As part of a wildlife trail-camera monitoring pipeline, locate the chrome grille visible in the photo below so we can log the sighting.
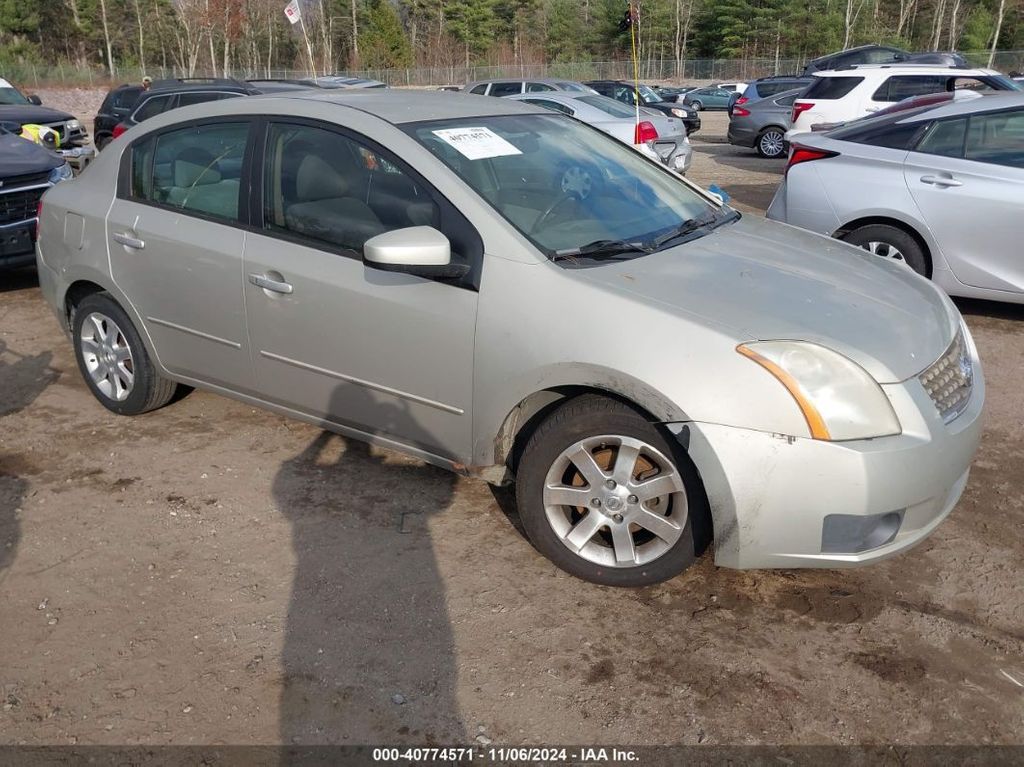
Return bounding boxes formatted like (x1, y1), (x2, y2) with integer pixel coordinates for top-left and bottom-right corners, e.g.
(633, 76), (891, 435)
(919, 330), (973, 423)
(0, 185), (46, 226)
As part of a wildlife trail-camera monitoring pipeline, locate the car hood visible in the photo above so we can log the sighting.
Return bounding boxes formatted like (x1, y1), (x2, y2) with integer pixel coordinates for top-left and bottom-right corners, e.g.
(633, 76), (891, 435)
(574, 216), (956, 383)
(0, 104), (74, 124)
(0, 132), (63, 175)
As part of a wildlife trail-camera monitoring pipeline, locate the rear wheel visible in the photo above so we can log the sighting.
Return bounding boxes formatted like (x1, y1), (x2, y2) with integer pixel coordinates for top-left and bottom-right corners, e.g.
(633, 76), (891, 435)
(72, 293), (178, 415)
(515, 395), (709, 587)
(756, 128), (787, 158)
(690, 100), (704, 111)
(842, 224), (928, 277)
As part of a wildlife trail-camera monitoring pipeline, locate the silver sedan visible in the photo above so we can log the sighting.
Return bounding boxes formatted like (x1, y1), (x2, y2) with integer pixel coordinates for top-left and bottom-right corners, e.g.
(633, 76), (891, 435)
(507, 91), (692, 173)
(769, 92), (1024, 303)
(36, 90), (982, 586)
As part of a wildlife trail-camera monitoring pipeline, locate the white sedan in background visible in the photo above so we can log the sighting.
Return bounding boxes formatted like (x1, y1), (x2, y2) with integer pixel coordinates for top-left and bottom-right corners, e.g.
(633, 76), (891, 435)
(508, 91), (692, 174)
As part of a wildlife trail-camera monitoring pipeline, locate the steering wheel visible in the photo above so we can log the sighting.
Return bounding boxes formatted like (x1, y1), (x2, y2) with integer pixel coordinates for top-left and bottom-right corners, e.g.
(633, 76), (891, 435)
(531, 193), (578, 234)
(531, 164), (598, 234)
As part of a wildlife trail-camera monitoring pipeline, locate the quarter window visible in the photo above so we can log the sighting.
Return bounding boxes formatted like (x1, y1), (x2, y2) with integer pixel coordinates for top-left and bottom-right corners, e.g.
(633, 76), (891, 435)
(469, 84), (488, 95)
(130, 121), (248, 222)
(262, 123), (439, 253)
(915, 118), (967, 158)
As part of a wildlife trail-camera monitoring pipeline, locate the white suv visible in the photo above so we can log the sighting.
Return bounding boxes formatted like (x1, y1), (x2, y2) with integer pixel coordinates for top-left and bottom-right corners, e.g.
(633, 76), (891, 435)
(788, 65), (1021, 136)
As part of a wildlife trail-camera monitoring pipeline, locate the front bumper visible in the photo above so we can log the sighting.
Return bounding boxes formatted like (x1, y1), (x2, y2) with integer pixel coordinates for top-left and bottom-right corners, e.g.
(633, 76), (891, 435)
(673, 336), (985, 569)
(59, 145), (96, 172)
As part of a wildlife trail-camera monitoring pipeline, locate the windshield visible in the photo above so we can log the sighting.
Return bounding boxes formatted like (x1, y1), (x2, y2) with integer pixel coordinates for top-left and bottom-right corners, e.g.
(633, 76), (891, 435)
(636, 84), (663, 104)
(0, 86), (30, 105)
(407, 114), (718, 257)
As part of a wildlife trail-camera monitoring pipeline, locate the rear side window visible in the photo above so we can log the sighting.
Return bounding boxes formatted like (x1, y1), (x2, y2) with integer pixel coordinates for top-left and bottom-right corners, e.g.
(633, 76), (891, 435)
(130, 122), (249, 222)
(526, 82), (555, 93)
(872, 75), (947, 102)
(803, 77), (864, 100)
(915, 118), (967, 158)
(177, 91), (239, 108)
(965, 109), (1024, 168)
(489, 82), (522, 97)
(133, 94), (173, 122)
(577, 95), (635, 118)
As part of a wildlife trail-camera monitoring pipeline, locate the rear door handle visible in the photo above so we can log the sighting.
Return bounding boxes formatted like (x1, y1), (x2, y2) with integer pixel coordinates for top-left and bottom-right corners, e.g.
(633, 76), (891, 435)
(248, 273), (293, 295)
(112, 231), (145, 249)
(920, 175), (963, 187)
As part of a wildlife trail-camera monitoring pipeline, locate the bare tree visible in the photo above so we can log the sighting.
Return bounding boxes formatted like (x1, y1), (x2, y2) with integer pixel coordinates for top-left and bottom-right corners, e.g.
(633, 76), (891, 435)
(133, 0), (147, 73)
(98, 0), (116, 76)
(988, 0), (1007, 68)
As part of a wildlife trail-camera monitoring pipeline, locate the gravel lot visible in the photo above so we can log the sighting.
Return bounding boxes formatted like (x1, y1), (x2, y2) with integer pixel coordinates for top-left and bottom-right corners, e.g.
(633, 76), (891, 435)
(1, 100), (1023, 747)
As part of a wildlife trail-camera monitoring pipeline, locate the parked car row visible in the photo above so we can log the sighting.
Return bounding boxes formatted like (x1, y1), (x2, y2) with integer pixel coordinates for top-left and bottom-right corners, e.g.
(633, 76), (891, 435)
(35, 88), (985, 588)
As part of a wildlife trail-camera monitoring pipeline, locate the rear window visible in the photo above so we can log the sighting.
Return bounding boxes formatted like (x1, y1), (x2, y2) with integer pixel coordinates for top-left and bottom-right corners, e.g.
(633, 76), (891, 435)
(803, 76), (864, 100)
(112, 87), (142, 110)
(758, 81), (807, 98)
(576, 95), (636, 118)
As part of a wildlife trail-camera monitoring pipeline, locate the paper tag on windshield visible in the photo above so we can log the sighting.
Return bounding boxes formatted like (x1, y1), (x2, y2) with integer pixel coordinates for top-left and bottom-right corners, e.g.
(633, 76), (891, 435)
(432, 127), (522, 160)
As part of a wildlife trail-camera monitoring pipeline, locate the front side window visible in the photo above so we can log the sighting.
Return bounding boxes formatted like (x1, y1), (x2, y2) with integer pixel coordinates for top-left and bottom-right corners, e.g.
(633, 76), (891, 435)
(613, 86), (637, 105)
(130, 121), (248, 221)
(409, 115), (718, 256)
(964, 109), (1024, 168)
(0, 86), (29, 105)
(263, 122), (439, 252)
(134, 95), (173, 122)
(489, 82), (523, 97)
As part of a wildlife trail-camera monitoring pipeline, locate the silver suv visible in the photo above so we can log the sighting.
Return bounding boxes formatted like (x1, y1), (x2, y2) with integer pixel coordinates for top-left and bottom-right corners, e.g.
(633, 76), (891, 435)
(36, 91), (983, 586)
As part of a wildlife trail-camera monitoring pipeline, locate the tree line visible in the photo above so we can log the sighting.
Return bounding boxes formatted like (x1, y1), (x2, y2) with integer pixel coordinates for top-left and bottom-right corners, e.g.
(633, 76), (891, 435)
(0, 0), (1019, 80)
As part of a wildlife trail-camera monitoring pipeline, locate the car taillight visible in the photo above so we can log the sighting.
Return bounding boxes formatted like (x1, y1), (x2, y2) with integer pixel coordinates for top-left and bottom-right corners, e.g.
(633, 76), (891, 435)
(791, 101), (815, 123)
(112, 123), (127, 139)
(732, 106), (751, 117)
(36, 200), (43, 240)
(786, 145), (838, 175)
(635, 121), (658, 144)
(735, 96), (748, 106)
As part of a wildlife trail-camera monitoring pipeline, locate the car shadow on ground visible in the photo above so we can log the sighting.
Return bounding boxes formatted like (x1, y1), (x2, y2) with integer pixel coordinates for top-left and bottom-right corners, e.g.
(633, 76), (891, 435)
(272, 384), (463, 746)
(956, 297), (1024, 323)
(0, 267), (40, 294)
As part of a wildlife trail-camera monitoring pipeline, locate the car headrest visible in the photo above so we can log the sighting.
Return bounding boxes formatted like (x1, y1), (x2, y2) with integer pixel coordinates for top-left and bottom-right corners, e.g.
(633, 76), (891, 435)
(174, 147), (221, 187)
(295, 155), (350, 201)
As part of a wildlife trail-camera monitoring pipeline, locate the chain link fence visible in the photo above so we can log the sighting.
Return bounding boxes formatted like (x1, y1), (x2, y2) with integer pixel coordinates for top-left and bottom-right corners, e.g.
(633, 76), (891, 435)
(5, 51), (1023, 90)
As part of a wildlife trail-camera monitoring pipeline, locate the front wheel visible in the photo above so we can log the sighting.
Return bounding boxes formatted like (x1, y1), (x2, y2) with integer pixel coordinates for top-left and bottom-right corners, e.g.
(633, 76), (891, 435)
(756, 128), (787, 158)
(515, 395), (709, 587)
(72, 293), (179, 415)
(842, 224), (929, 277)
(690, 100), (704, 111)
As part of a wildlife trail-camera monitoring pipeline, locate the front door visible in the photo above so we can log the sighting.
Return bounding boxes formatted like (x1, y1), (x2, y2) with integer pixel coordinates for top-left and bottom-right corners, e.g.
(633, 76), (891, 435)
(242, 120), (480, 463)
(107, 120), (255, 390)
(904, 107), (1024, 295)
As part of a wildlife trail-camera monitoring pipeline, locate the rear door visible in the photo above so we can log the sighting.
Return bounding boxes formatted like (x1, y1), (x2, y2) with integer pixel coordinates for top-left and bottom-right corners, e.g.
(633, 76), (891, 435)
(904, 108), (1024, 294)
(108, 119), (256, 389)
(242, 119), (481, 462)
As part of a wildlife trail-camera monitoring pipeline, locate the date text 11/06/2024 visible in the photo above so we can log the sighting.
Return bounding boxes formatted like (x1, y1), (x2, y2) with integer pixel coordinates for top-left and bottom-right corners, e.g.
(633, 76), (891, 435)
(372, 747), (641, 763)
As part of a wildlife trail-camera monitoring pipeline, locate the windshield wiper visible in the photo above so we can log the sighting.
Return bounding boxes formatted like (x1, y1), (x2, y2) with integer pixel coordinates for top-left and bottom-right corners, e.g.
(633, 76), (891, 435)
(651, 208), (740, 250)
(552, 239), (651, 261)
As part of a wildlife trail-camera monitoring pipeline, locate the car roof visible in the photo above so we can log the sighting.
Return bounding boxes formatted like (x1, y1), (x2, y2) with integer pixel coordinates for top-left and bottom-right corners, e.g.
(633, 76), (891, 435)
(813, 65), (997, 76)
(201, 89), (548, 125)
(895, 91), (1024, 121)
(150, 77), (254, 92)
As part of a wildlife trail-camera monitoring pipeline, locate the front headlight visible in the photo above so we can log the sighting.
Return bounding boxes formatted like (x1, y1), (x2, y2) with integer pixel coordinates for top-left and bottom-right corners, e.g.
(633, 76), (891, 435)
(671, 108), (688, 118)
(48, 163), (73, 183)
(737, 341), (901, 441)
(66, 119), (81, 131)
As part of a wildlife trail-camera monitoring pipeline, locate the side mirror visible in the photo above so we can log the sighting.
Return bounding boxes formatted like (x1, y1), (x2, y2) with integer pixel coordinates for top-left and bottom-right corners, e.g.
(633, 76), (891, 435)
(363, 226), (469, 279)
(28, 94), (42, 105)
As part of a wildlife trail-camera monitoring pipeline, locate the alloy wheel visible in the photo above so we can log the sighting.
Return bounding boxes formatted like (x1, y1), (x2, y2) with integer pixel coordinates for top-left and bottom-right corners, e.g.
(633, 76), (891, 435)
(862, 240), (907, 265)
(542, 435), (688, 568)
(79, 311), (135, 402)
(759, 130), (785, 158)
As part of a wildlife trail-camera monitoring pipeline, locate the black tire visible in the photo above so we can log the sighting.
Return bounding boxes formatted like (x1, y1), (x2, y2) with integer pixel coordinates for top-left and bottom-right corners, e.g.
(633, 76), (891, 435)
(842, 224), (929, 277)
(756, 127), (787, 158)
(690, 100), (704, 111)
(95, 135), (111, 151)
(71, 292), (178, 415)
(515, 394), (710, 587)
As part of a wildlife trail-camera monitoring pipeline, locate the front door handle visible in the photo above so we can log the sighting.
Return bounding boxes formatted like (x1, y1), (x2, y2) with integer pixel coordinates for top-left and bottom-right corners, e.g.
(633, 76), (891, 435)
(112, 231), (145, 249)
(248, 273), (293, 295)
(920, 175), (963, 188)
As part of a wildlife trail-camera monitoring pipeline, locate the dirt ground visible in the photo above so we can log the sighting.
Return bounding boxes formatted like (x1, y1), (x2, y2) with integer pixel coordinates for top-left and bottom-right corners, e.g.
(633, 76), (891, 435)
(1, 100), (1024, 748)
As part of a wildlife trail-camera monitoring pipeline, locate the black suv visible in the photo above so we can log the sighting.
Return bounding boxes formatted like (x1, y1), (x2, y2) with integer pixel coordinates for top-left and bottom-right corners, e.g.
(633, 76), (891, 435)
(108, 78), (261, 142)
(93, 84), (143, 149)
(584, 80), (701, 135)
(0, 121), (72, 269)
(802, 45), (968, 75)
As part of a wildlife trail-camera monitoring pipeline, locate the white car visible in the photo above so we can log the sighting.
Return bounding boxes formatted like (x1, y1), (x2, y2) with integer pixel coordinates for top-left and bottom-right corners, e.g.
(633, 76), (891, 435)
(714, 82), (748, 93)
(787, 65), (1022, 138)
(508, 91), (692, 173)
